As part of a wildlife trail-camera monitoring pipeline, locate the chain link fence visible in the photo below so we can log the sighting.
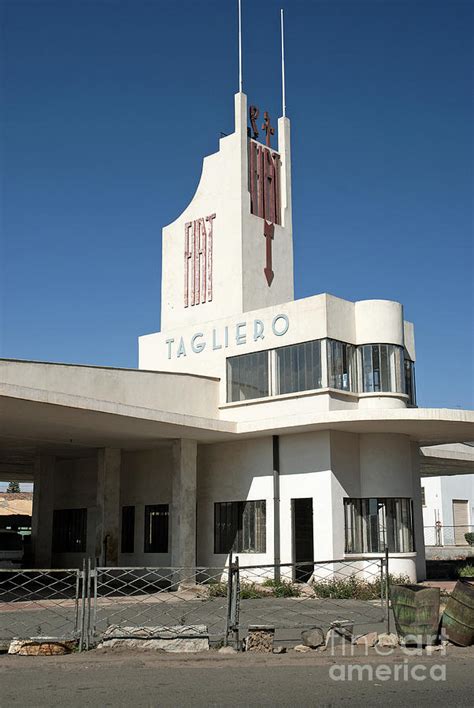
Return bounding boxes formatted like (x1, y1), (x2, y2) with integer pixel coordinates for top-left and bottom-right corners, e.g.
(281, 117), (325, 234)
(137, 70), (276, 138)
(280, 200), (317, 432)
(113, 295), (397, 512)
(0, 555), (391, 651)
(0, 568), (83, 645)
(228, 556), (389, 647)
(424, 525), (474, 546)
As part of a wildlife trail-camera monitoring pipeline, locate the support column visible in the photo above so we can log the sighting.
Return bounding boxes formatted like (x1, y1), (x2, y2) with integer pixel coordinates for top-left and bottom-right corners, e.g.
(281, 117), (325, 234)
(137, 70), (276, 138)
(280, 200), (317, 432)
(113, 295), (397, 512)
(95, 448), (121, 566)
(32, 455), (55, 568)
(171, 439), (197, 570)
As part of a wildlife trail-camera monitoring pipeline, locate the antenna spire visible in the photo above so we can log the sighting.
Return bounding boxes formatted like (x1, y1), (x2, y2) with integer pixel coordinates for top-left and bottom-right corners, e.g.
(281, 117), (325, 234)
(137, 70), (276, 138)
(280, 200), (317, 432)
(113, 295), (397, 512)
(238, 0), (243, 92)
(280, 8), (286, 117)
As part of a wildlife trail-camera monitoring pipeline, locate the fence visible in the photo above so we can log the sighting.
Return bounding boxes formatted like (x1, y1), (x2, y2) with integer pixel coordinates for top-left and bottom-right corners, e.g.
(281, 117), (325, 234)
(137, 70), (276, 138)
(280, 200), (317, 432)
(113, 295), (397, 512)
(0, 555), (390, 651)
(0, 567), (83, 645)
(424, 525), (474, 547)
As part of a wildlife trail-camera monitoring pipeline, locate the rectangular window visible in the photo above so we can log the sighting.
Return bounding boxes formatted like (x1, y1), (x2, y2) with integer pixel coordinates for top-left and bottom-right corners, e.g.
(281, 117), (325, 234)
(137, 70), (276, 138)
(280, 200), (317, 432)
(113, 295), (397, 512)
(421, 487), (426, 507)
(214, 500), (266, 554)
(144, 504), (169, 553)
(52, 508), (87, 553)
(276, 340), (322, 395)
(121, 506), (135, 554)
(404, 358), (416, 406)
(344, 498), (414, 553)
(327, 339), (356, 391)
(227, 351), (269, 402)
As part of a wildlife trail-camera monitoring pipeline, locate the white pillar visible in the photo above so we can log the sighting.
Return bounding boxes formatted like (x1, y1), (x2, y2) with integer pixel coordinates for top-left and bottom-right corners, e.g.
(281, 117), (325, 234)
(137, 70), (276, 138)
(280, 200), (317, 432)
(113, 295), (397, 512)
(32, 455), (55, 568)
(95, 448), (121, 566)
(171, 439), (197, 569)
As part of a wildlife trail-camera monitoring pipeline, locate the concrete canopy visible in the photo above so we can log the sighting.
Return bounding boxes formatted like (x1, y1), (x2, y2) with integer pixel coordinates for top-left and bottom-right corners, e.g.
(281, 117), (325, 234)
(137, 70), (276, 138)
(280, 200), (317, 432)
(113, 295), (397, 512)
(1, 359), (473, 482)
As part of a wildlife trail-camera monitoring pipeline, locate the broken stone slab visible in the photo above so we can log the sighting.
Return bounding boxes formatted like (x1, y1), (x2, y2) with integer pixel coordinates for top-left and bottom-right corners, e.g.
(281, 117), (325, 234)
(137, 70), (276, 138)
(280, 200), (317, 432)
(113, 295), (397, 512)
(102, 624), (208, 640)
(301, 627), (325, 648)
(98, 625), (209, 653)
(96, 637), (209, 653)
(8, 639), (77, 656)
(353, 632), (378, 648)
(376, 632), (399, 648)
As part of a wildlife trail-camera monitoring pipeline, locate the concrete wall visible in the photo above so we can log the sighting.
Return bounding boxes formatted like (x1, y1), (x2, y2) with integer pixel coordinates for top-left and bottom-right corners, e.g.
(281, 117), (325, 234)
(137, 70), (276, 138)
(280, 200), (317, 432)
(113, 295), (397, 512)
(52, 456), (97, 568)
(197, 437), (274, 568)
(119, 448), (173, 566)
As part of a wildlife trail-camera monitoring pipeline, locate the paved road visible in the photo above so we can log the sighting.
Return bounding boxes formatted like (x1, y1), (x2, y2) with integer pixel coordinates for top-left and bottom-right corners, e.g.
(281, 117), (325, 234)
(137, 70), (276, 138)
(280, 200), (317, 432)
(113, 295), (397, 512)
(0, 647), (472, 707)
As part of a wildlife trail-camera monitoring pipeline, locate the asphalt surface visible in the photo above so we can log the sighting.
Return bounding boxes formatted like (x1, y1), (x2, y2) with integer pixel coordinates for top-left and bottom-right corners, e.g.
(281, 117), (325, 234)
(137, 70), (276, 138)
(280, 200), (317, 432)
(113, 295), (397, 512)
(0, 646), (472, 707)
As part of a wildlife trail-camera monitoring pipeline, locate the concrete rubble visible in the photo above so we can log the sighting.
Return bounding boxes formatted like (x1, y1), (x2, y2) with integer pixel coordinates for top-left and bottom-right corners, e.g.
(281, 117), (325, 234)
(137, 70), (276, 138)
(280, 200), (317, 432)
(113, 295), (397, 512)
(8, 639), (77, 656)
(244, 626), (275, 653)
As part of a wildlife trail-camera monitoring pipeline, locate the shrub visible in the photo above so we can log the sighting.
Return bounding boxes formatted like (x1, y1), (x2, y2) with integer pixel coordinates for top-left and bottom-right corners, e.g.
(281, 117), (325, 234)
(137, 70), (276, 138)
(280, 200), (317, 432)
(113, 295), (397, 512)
(261, 578), (301, 598)
(464, 532), (474, 546)
(208, 581), (228, 598)
(311, 573), (410, 601)
(458, 564), (474, 578)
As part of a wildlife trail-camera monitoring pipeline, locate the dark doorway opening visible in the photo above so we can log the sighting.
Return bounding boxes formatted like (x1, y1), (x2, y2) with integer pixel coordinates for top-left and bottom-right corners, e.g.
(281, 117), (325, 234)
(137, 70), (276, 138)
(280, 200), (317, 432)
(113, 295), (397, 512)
(292, 498), (314, 582)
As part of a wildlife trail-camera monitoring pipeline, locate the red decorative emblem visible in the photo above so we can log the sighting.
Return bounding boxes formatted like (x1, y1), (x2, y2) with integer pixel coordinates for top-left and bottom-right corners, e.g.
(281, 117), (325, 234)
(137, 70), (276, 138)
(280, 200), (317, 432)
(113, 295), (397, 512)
(184, 214), (216, 307)
(263, 220), (274, 286)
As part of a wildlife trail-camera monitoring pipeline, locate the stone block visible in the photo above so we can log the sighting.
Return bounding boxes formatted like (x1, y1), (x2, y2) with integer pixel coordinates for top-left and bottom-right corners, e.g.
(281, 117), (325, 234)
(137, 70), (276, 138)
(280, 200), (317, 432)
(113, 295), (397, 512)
(301, 627), (325, 648)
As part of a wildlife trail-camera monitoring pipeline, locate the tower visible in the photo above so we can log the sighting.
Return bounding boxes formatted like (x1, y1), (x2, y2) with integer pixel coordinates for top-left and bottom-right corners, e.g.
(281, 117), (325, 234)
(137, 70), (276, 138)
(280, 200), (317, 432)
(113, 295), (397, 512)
(159, 92), (294, 332)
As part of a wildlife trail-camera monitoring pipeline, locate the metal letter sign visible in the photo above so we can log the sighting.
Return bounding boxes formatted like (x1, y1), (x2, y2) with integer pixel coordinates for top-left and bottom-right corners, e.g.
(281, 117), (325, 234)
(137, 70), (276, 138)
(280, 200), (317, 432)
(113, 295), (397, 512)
(184, 214), (216, 307)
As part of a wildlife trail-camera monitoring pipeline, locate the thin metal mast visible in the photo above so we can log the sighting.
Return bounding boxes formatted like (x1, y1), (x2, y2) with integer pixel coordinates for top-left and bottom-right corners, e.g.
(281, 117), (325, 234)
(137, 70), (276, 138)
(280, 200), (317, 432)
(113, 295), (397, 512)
(238, 0), (243, 92)
(281, 8), (286, 116)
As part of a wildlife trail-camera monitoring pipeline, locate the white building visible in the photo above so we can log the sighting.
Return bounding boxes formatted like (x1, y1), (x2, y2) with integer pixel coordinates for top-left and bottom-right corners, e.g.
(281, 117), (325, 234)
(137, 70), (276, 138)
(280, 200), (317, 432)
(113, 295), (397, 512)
(1, 91), (473, 581)
(421, 444), (474, 548)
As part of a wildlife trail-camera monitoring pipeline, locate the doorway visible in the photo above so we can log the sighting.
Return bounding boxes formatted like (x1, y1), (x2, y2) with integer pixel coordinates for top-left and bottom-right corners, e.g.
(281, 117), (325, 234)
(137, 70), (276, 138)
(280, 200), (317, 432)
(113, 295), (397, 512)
(292, 498), (314, 582)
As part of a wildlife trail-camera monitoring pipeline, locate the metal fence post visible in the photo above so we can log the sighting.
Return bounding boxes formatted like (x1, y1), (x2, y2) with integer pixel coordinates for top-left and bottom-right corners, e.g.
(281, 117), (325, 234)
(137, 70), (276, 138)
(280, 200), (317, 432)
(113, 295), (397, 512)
(385, 546), (390, 635)
(231, 556), (240, 650)
(79, 558), (87, 652)
(224, 552), (233, 647)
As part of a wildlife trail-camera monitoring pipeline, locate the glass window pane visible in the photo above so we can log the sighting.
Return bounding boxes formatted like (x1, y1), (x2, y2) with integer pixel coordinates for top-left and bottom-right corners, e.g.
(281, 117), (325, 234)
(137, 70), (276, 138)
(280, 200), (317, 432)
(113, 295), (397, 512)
(344, 498), (414, 553)
(328, 340), (356, 391)
(276, 340), (322, 395)
(227, 351), (269, 402)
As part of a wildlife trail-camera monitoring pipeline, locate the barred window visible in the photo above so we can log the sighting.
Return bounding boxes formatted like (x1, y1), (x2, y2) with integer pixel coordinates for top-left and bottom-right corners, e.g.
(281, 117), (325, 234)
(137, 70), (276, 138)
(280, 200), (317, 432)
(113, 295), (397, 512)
(214, 500), (266, 554)
(52, 508), (87, 553)
(276, 340), (322, 395)
(227, 351), (269, 402)
(344, 498), (414, 554)
(121, 506), (135, 554)
(144, 504), (169, 553)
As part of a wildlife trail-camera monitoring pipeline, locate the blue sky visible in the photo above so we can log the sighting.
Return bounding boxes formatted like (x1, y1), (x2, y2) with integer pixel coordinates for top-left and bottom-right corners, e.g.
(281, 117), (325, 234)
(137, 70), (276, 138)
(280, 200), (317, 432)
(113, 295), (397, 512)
(1, 0), (473, 410)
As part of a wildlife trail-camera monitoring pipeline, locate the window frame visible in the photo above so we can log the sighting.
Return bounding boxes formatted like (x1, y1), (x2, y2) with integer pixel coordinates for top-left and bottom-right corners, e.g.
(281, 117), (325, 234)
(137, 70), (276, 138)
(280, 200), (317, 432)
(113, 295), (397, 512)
(52, 508), (87, 554)
(344, 497), (415, 554)
(214, 500), (266, 554)
(144, 504), (169, 554)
